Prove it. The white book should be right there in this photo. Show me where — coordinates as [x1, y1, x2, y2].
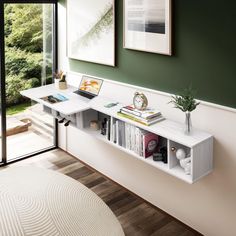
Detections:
[135, 127, 140, 155]
[120, 121, 126, 148]
[117, 120, 123, 147]
[126, 123, 131, 150]
[110, 118, 113, 142]
[140, 129, 148, 157]
[131, 125, 135, 152]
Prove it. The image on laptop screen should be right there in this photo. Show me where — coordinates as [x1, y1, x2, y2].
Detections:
[75, 75, 103, 98]
[78, 76, 103, 98]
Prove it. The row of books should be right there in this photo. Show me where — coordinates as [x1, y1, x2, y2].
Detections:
[104, 118, 159, 158]
[117, 105, 164, 126]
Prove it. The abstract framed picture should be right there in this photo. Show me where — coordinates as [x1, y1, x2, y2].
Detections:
[67, 0, 115, 66]
[123, 0, 172, 55]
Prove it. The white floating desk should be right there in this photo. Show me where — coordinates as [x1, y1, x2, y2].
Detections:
[21, 85, 213, 183]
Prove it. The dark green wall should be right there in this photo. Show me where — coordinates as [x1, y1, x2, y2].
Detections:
[67, 0, 236, 108]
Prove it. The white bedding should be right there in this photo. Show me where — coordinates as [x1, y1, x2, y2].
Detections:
[0, 167, 124, 236]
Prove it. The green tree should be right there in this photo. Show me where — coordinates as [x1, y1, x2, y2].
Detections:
[5, 4, 43, 52]
[4, 4, 53, 107]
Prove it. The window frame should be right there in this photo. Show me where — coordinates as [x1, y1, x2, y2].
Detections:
[0, 0, 58, 165]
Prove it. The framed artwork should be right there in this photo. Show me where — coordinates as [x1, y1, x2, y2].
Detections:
[67, 0, 115, 66]
[123, 0, 172, 55]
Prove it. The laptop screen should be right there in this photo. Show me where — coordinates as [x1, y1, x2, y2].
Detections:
[78, 76, 103, 97]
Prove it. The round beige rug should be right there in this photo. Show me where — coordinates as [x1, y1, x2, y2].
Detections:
[0, 167, 124, 236]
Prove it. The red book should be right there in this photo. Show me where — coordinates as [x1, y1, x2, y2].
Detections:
[143, 133, 159, 158]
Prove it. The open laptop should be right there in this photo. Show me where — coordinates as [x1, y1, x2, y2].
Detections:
[74, 75, 103, 99]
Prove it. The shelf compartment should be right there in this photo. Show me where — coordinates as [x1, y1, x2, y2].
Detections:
[168, 140, 192, 179]
[82, 109, 112, 141]
[81, 127, 192, 183]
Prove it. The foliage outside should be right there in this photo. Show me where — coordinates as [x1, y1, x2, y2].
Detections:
[4, 4, 53, 107]
[169, 87, 200, 112]
[6, 102, 32, 116]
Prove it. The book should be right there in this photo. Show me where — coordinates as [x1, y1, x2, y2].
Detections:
[125, 123, 131, 150]
[40, 93, 68, 104]
[120, 110, 162, 123]
[135, 127, 141, 155]
[121, 105, 161, 119]
[139, 129, 148, 156]
[143, 133, 159, 158]
[117, 112, 165, 126]
[130, 125, 135, 152]
[118, 121, 126, 148]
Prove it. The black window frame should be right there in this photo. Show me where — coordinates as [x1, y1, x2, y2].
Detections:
[0, 0, 58, 165]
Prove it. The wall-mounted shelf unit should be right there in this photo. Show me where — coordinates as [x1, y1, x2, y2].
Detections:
[21, 85, 213, 184]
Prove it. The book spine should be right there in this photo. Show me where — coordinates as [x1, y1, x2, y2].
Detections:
[121, 107, 161, 119]
[110, 117, 113, 142]
[135, 127, 140, 155]
[120, 110, 162, 122]
[116, 120, 119, 145]
[121, 121, 126, 148]
[130, 125, 134, 151]
[132, 125, 135, 152]
[125, 123, 129, 149]
[127, 124, 131, 150]
[121, 107, 142, 117]
[117, 112, 149, 126]
[118, 112, 164, 126]
[117, 121, 123, 146]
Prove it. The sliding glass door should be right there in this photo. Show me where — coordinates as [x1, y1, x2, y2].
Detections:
[0, 1, 57, 164]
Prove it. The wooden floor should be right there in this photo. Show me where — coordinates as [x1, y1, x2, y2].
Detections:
[9, 149, 201, 236]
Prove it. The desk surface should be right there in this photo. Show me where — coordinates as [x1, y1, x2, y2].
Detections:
[21, 84, 91, 115]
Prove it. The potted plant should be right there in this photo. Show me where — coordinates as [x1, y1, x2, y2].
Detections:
[169, 87, 200, 134]
[53, 70, 67, 90]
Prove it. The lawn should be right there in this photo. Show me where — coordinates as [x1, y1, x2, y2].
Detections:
[6, 102, 32, 116]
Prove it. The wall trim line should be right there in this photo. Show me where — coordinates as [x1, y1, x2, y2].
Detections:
[68, 71, 236, 114]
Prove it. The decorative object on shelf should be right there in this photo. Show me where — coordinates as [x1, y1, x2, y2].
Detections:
[153, 152, 163, 162]
[101, 118, 108, 135]
[104, 102, 119, 108]
[133, 92, 148, 110]
[160, 146, 168, 163]
[173, 148, 191, 175]
[143, 133, 159, 158]
[169, 87, 200, 134]
[53, 71, 68, 90]
[176, 148, 186, 160]
[67, 0, 115, 66]
[180, 157, 191, 175]
[123, 0, 172, 55]
[90, 120, 100, 131]
[153, 146, 168, 163]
